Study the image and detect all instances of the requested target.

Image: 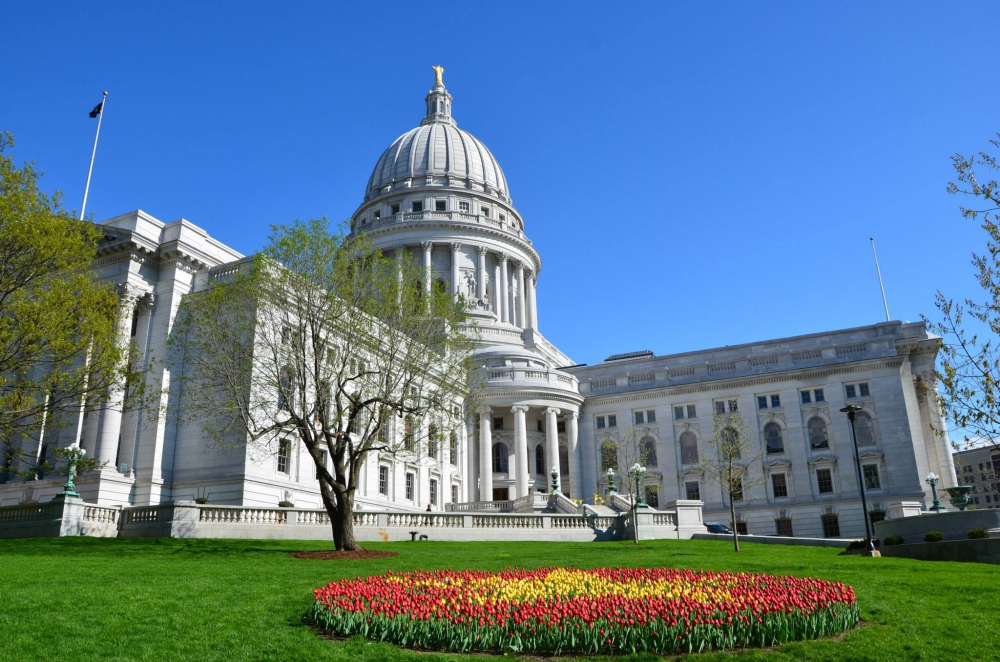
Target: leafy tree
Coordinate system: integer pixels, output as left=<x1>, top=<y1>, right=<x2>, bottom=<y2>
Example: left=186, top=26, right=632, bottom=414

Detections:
left=171, top=219, right=479, bottom=551
left=0, top=132, right=131, bottom=479
left=699, top=409, right=765, bottom=552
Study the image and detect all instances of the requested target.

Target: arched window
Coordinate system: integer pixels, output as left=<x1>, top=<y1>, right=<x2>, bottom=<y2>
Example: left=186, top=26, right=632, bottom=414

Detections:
left=854, top=412, right=876, bottom=446
left=764, top=422, right=784, bottom=454
left=535, top=445, right=545, bottom=475
left=679, top=431, right=699, bottom=465
left=600, top=439, right=618, bottom=472
left=808, top=417, right=829, bottom=449
left=428, top=423, right=439, bottom=458
left=403, top=416, right=415, bottom=451
left=640, top=437, right=658, bottom=467
left=492, top=442, right=509, bottom=473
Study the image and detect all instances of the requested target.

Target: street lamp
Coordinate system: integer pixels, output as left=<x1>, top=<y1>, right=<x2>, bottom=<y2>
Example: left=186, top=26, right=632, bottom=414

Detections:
left=606, top=467, right=617, bottom=495
left=925, top=472, right=943, bottom=512
left=550, top=466, right=561, bottom=494
left=840, top=404, right=875, bottom=553
left=630, top=463, right=647, bottom=507
left=57, top=443, right=86, bottom=499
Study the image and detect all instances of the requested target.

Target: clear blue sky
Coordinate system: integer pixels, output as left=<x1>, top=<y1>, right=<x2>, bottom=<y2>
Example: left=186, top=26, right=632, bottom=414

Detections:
left=6, top=2, right=999, bottom=366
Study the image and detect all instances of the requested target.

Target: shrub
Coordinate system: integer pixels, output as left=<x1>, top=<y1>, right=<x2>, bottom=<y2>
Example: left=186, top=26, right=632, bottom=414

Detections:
left=846, top=539, right=881, bottom=551
left=883, top=534, right=904, bottom=546
left=968, top=528, right=989, bottom=539
left=924, top=531, right=945, bottom=543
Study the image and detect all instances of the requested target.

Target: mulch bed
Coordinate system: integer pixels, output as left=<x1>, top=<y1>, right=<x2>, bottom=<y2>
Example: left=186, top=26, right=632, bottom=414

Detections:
left=291, top=550, right=399, bottom=561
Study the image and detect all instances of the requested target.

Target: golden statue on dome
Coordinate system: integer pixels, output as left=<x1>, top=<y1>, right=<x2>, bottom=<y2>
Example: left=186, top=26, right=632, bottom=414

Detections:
left=432, top=65, right=444, bottom=86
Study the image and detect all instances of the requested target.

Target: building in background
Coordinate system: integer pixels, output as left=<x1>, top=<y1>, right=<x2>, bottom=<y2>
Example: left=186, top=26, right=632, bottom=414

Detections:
left=952, top=446, right=1000, bottom=510
left=0, top=72, right=959, bottom=539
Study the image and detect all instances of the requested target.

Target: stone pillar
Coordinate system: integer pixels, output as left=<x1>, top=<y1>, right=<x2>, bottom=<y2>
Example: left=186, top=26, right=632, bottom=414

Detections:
left=567, top=410, right=581, bottom=500
left=546, top=407, right=561, bottom=493
left=479, top=408, right=493, bottom=501
left=476, top=246, right=487, bottom=301
left=512, top=405, right=529, bottom=498
left=516, top=263, right=526, bottom=329
left=499, top=253, right=509, bottom=323
left=450, top=242, right=462, bottom=301
left=529, top=274, right=539, bottom=330
left=94, top=284, right=141, bottom=469
left=422, top=241, right=433, bottom=298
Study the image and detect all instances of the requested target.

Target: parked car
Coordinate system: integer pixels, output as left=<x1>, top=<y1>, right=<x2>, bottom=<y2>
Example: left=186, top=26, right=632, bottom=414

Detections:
left=705, top=522, right=733, bottom=534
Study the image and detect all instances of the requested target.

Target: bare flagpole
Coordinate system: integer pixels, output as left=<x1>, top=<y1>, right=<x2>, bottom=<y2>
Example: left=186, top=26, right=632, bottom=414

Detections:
left=870, top=237, right=890, bottom=322
left=80, top=91, right=108, bottom=221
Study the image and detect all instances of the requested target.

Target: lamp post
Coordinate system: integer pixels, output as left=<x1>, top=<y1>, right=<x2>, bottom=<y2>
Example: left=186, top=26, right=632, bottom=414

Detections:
left=606, top=467, right=617, bottom=496
left=840, top=405, right=876, bottom=553
left=56, top=443, right=86, bottom=499
left=925, top=472, right=943, bottom=512
left=630, top=463, right=646, bottom=507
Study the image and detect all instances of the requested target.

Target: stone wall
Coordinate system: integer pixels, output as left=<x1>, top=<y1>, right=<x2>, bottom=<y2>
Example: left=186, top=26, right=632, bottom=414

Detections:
left=874, top=509, right=1000, bottom=543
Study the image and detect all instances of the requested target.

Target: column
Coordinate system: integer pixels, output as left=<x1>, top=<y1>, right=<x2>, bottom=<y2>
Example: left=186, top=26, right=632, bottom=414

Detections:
left=512, top=405, right=529, bottom=498
left=567, top=411, right=581, bottom=500
left=94, top=284, right=141, bottom=468
left=516, top=263, right=526, bottom=329
left=422, top=241, right=433, bottom=298
left=477, top=246, right=487, bottom=301
left=499, top=253, right=509, bottom=323
left=529, top=274, right=539, bottom=330
left=546, top=407, right=561, bottom=493
left=450, top=242, right=462, bottom=301
left=479, top=408, right=493, bottom=502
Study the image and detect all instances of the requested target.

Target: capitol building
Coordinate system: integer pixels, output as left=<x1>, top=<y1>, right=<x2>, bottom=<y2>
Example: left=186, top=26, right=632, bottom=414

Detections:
left=0, top=72, right=958, bottom=541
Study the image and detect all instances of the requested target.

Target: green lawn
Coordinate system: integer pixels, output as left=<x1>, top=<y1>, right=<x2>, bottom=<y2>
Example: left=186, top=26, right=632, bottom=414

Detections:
left=0, top=536, right=994, bottom=661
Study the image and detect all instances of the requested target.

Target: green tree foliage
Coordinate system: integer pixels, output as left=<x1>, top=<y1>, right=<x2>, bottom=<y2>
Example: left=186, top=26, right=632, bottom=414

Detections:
left=0, top=132, right=130, bottom=478
left=171, top=218, right=479, bottom=551
left=927, top=135, right=1000, bottom=470
left=700, top=409, right=765, bottom=552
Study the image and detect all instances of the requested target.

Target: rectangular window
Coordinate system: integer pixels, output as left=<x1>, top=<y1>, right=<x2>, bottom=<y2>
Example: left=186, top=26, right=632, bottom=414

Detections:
left=277, top=439, right=290, bottom=474
left=736, top=522, right=748, bottom=535
left=557, top=421, right=565, bottom=433
left=728, top=399, right=738, bottom=412
left=771, top=394, right=781, bottom=408
left=674, top=406, right=684, bottom=420
left=459, top=201, right=470, bottom=213
left=685, top=481, right=701, bottom=501
left=412, top=201, right=423, bottom=212
left=863, top=464, right=881, bottom=490
left=775, top=518, right=793, bottom=537
left=481, top=206, right=490, bottom=217
left=596, top=416, right=606, bottom=429
left=845, top=384, right=857, bottom=399
left=869, top=510, right=887, bottom=525
left=493, top=417, right=504, bottom=430
left=732, top=478, right=744, bottom=501
left=758, top=396, right=768, bottom=410
left=817, top=468, right=834, bottom=494
left=814, top=388, right=825, bottom=402
left=451, top=484, right=459, bottom=503
left=646, top=410, right=656, bottom=423
left=801, top=390, right=811, bottom=404
left=405, top=473, right=414, bottom=501
left=430, top=479, right=438, bottom=506
left=687, top=404, right=696, bottom=418
left=771, top=473, right=788, bottom=498
left=821, top=514, right=841, bottom=538
left=499, top=213, right=506, bottom=222
left=634, top=411, right=644, bottom=425
left=379, top=466, right=389, bottom=495
left=435, top=200, right=446, bottom=211
left=608, top=414, right=617, bottom=428
left=373, top=210, right=381, bottom=220
left=391, top=203, right=400, bottom=214
left=715, top=401, right=726, bottom=415
left=859, top=383, right=870, bottom=397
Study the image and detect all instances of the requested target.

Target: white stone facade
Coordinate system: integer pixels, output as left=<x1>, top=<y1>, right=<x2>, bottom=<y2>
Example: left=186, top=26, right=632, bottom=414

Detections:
left=0, top=74, right=958, bottom=540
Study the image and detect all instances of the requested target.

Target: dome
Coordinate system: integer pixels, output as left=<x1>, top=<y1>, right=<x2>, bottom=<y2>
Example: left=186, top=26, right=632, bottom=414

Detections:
left=364, top=77, right=510, bottom=203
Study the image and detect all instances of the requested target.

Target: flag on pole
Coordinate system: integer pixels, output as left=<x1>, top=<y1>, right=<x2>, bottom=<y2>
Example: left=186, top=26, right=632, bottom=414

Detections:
left=89, top=101, right=104, bottom=118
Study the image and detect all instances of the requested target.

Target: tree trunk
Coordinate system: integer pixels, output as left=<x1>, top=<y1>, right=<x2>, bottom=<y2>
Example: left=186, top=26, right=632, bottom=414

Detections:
left=319, top=477, right=362, bottom=552
left=730, top=497, right=740, bottom=553
left=632, top=501, right=640, bottom=545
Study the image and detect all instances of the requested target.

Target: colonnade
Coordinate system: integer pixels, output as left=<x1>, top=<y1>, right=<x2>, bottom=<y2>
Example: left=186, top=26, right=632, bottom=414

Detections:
left=478, top=405, right=579, bottom=501
left=413, top=241, right=539, bottom=329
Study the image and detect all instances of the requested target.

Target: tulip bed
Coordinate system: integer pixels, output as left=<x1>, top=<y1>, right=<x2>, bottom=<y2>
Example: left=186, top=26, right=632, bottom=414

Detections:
left=312, top=566, right=858, bottom=655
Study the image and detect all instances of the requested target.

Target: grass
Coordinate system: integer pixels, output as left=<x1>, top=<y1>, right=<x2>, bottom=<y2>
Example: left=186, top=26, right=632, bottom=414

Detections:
left=0, top=536, right=995, bottom=661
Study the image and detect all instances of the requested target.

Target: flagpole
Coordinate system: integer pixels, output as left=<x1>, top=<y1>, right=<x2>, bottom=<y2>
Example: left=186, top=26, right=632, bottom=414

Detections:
left=870, top=237, right=890, bottom=322
left=80, top=91, right=108, bottom=221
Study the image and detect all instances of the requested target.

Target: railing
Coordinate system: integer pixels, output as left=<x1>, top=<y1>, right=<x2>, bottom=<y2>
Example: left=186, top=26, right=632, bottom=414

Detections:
left=84, top=505, right=119, bottom=524
left=708, top=361, right=737, bottom=373
left=749, top=355, right=779, bottom=367
left=791, top=349, right=822, bottom=362
left=385, top=513, right=463, bottom=528
left=298, top=511, right=331, bottom=526
left=628, top=373, right=655, bottom=385
left=478, top=367, right=578, bottom=389
left=591, top=378, right=617, bottom=390
left=0, top=503, right=53, bottom=523
left=609, top=493, right=633, bottom=512
left=551, top=492, right=582, bottom=515
left=473, top=515, right=542, bottom=528
left=668, top=366, right=696, bottom=378
left=652, top=513, right=677, bottom=527
left=836, top=343, right=866, bottom=357
left=199, top=507, right=287, bottom=524
left=122, top=507, right=160, bottom=524
left=447, top=500, right=513, bottom=512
